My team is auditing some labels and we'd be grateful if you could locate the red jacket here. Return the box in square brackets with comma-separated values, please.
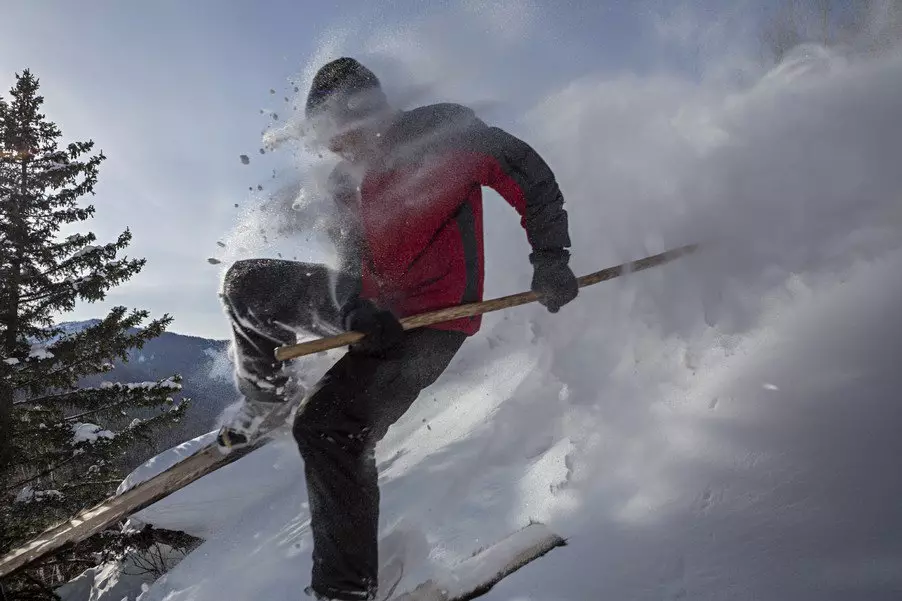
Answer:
[327, 103, 571, 335]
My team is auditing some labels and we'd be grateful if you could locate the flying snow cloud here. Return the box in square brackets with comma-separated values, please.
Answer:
[227, 1, 902, 351]
[226, 1, 902, 525]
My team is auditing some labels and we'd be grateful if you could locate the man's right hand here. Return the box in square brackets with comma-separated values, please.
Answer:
[340, 297, 405, 355]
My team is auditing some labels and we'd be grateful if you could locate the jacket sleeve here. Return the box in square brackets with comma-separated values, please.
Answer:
[460, 117, 572, 252]
[324, 161, 363, 306]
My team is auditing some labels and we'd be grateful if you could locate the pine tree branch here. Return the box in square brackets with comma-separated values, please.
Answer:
[29, 558, 96, 569]
[19, 570, 60, 600]
[62, 399, 132, 422]
[2, 454, 79, 494]
[16, 350, 117, 389]
[18, 283, 77, 305]
[12, 388, 85, 406]
[58, 479, 121, 492]
[14, 313, 171, 391]
[17, 397, 139, 434]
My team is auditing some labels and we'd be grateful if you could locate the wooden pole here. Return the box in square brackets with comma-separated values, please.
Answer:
[274, 243, 698, 362]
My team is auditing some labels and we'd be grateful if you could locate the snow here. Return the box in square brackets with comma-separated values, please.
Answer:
[126, 251, 902, 601]
[58, 558, 154, 601]
[2, 358, 19, 365]
[71, 245, 101, 259]
[57, 544, 186, 601]
[15, 486, 64, 504]
[45, 161, 71, 172]
[99, 378, 182, 391]
[71, 422, 116, 443]
[117, 432, 217, 496]
[66, 10, 902, 601]
[28, 345, 55, 360]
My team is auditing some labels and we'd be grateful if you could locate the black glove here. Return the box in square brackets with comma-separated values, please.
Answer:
[340, 297, 404, 355]
[530, 249, 579, 313]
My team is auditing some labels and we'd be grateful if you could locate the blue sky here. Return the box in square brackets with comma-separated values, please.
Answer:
[0, 0, 771, 339]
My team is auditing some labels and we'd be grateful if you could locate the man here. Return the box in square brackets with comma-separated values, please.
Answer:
[217, 57, 578, 600]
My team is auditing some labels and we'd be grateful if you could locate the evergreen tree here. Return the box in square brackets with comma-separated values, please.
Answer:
[0, 70, 189, 599]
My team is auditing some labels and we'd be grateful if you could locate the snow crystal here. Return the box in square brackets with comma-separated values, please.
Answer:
[71, 422, 115, 443]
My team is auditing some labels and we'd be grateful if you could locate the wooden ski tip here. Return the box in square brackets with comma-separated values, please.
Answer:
[450, 522, 565, 600]
[390, 522, 566, 601]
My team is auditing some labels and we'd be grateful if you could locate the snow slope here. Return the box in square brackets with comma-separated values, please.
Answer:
[125, 250, 902, 601]
[112, 13, 902, 601]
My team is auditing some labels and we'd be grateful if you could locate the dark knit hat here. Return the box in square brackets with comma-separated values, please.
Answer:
[305, 57, 387, 123]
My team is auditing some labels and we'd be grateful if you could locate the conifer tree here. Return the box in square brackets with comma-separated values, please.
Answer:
[0, 69, 188, 599]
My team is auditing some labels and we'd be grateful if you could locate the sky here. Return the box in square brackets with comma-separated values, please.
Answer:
[0, 0, 859, 340]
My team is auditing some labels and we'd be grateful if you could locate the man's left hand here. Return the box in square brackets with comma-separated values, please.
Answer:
[530, 249, 579, 313]
[341, 296, 405, 354]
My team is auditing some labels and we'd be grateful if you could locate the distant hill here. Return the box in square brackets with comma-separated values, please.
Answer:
[60, 321, 239, 461]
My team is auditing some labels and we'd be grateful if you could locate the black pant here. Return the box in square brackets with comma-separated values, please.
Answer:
[222, 259, 465, 600]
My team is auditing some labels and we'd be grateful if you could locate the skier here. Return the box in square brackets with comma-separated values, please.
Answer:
[216, 57, 578, 600]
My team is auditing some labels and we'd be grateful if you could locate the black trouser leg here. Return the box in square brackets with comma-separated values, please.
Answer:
[292, 329, 466, 601]
[220, 259, 345, 402]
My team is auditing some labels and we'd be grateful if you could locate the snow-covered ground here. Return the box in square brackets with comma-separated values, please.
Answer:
[115, 249, 902, 601]
[72, 11, 902, 601]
